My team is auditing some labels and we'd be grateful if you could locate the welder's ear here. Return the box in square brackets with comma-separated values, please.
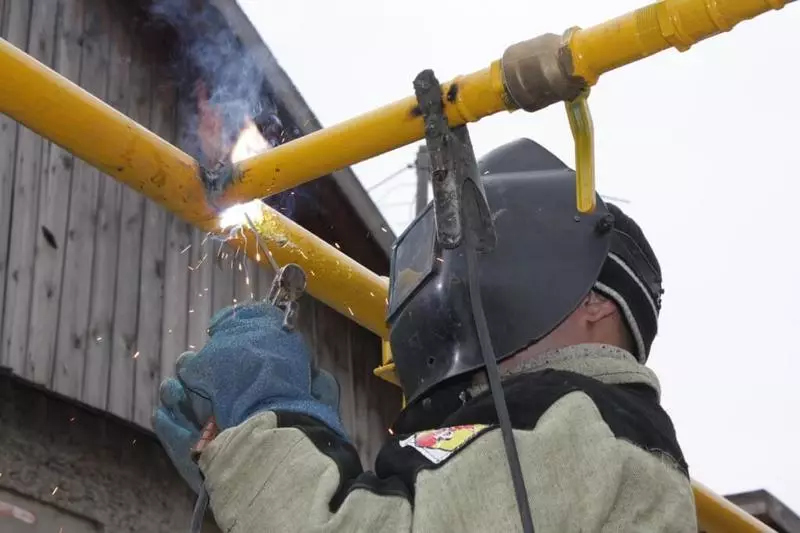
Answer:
[581, 291, 618, 325]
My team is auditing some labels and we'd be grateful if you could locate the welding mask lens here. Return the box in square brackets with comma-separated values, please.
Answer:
[387, 204, 437, 319]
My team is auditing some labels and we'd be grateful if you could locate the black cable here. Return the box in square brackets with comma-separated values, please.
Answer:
[366, 163, 416, 192]
[190, 487, 209, 533]
[465, 233, 535, 533]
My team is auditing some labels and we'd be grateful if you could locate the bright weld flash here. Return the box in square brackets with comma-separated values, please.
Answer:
[218, 200, 264, 230]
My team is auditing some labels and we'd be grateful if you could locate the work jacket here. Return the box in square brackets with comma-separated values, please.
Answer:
[199, 344, 698, 532]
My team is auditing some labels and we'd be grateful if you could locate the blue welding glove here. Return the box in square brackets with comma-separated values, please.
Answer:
[152, 379, 205, 494]
[152, 301, 344, 493]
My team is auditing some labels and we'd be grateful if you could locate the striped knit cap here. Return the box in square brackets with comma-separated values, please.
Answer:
[594, 203, 664, 362]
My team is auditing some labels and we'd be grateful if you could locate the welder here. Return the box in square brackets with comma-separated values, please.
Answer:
[153, 138, 697, 532]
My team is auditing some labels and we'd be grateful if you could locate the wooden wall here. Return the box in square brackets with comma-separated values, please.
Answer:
[0, 0, 400, 466]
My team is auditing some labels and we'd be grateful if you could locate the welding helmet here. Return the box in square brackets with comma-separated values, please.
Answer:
[386, 138, 615, 409]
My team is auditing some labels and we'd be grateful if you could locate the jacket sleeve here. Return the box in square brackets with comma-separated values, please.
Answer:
[199, 392, 697, 533]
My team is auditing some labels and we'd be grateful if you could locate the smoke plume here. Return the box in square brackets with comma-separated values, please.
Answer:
[147, 0, 283, 167]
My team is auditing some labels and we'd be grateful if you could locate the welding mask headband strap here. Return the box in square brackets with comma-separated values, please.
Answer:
[463, 203, 535, 533]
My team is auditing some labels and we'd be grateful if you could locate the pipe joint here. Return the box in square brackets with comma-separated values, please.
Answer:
[201, 162, 240, 213]
[501, 32, 587, 112]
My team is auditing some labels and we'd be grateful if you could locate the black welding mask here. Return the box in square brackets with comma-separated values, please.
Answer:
[387, 138, 614, 408]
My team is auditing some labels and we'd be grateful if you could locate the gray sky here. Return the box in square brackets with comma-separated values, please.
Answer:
[239, 0, 800, 510]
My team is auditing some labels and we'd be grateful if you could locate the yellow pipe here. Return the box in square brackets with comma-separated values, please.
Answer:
[229, 202, 389, 336]
[219, 61, 509, 206]
[0, 4, 787, 530]
[217, 0, 790, 207]
[0, 37, 389, 337]
[693, 481, 774, 532]
[0, 38, 214, 229]
[565, 88, 596, 213]
[569, 0, 792, 85]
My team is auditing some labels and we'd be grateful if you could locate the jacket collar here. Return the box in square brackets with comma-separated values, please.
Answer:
[468, 343, 661, 401]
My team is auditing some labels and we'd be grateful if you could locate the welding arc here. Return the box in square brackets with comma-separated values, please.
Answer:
[244, 212, 280, 274]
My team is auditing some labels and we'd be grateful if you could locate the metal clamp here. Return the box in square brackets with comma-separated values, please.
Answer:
[267, 263, 307, 331]
[412, 69, 496, 252]
[412, 68, 532, 533]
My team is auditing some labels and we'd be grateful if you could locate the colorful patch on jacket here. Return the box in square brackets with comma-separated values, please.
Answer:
[399, 424, 490, 464]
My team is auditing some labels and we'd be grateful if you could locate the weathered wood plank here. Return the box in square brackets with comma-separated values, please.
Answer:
[160, 211, 191, 380]
[211, 241, 234, 312]
[133, 78, 175, 428]
[0, 0, 31, 368]
[249, 257, 263, 300]
[186, 228, 212, 351]
[296, 296, 316, 361]
[178, 90, 211, 354]
[314, 303, 357, 439]
[375, 360, 403, 456]
[2, 0, 58, 375]
[27, 0, 85, 384]
[249, 256, 262, 304]
[233, 253, 253, 304]
[360, 329, 401, 468]
[108, 41, 150, 419]
[348, 322, 379, 466]
[0, 0, 6, 36]
[159, 86, 193, 375]
[0, 0, 5, 343]
[52, 0, 109, 397]
[255, 254, 275, 303]
[83, 0, 127, 409]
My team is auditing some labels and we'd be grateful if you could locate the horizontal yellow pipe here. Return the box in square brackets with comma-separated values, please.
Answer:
[217, 0, 790, 207]
[219, 61, 509, 206]
[693, 481, 774, 532]
[0, 37, 389, 337]
[569, 0, 792, 85]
